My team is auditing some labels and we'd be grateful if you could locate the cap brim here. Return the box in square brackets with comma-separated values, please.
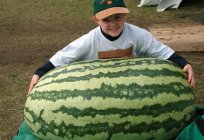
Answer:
[95, 7, 129, 20]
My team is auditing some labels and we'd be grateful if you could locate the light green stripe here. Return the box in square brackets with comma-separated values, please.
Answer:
[41, 58, 130, 78]
[26, 93, 193, 111]
[33, 129, 146, 140]
[44, 58, 141, 75]
[36, 63, 181, 88]
[47, 131, 109, 140]
[37, 106, 193, 127]
[29, 128, 178, 140]
[25, 93, 193, 120]
[32, 129, 170, 140]
[111, 127, 179, 140]
[24, 112, 34, 124]
[27, 123, 180, 140]
[111, 131, 152, 140]
[32, 75, 187, 93]
[71, 131, 152, 140]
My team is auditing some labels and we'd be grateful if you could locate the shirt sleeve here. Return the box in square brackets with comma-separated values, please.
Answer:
[135, 28, 174, 59]
[49, 34, 90, 67]
[167, 52, 189, 68]
[34, 61, 55, 77]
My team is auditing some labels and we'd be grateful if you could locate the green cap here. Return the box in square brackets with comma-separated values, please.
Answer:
[94, 0, 129, 19]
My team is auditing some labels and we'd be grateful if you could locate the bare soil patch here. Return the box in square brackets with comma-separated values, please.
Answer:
[149, 23, 204, 52]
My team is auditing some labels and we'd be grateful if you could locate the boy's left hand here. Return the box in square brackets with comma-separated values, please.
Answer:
[183, 64, 195, 88]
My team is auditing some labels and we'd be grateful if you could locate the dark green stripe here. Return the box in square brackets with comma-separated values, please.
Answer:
[40, 58, 178, 81]
[24, 107, 44, 124]
[36, 68, 186, 89]
[26, 113, 192, 140]
[30, 82, 192, 102]
[51, 99, 193, 118]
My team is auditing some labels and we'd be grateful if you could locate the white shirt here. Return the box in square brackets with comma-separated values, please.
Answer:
[50, 23, 174, 67]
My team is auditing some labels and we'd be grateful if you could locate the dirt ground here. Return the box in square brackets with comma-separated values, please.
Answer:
[149, 23, 204, 52]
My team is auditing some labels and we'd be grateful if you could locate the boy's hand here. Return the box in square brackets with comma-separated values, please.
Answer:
[183, 64, 195, 88]
[27, 74, 40, 95]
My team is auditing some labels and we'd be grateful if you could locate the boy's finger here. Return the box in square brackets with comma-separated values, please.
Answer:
[27, 85, 33, 95]
[188, 72, 192, 82]
[27, 82, 35, 95]
[191, 77, 195, 88]
[188, 75, 195, 88]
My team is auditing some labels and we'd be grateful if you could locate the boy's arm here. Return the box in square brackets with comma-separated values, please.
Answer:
[27, 32, 92, 95]
[34, 61, 55, 77]
[27, 61, 55, 95]
[167, 52, 188, 68]
[168, 53, 195, 88]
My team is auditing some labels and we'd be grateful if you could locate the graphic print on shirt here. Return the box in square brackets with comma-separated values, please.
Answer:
[98, 46, 133, 59]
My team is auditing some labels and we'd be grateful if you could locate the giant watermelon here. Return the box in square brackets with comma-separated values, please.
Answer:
[24, 58, 195, 140]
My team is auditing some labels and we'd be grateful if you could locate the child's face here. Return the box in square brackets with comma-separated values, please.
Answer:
[95, 14, 127, 37]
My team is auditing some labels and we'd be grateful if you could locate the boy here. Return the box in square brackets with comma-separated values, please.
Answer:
[28, 0, 195, 94]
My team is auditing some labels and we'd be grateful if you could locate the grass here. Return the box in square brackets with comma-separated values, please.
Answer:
[0, 0, 204, 139]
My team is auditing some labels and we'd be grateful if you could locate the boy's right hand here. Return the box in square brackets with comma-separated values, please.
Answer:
[27, 74, 40, 95]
